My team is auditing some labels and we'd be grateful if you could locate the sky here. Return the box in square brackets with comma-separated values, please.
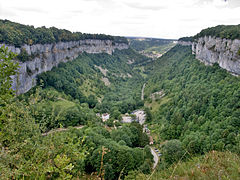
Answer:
[0, 0, 240, 39]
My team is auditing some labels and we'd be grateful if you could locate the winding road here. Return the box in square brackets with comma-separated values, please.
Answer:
[140, 83, 160, 169]
[150, 147, 159, 169]
[42, 111, 159, 170]
[141, 83, 146, 100]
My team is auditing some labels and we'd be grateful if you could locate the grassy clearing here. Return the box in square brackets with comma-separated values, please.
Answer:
[145, 96, 170, 113]
[133, 66, 148, 78]
[52, 98, 76, 110]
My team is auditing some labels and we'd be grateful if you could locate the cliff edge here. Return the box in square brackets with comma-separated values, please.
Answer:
[178, 24, 240, 76]
[1, 40, 128, 94]
[192, 36, 240, 76]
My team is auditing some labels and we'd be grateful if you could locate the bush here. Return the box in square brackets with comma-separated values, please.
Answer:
[237, 48, 240, 56]
[162, 139, 186, 164]
[16, 48, 30, 62]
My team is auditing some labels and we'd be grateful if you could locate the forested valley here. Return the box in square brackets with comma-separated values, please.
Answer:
[0, 22, 240, 179]
[0, 43, 154, 179]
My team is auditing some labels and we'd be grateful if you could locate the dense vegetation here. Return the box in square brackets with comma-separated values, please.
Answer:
[1, 107, 152, 179]
[194, 24, 240, 40]
[1, 23, 240, 179]
[178, 36, 194, 42]
[0, 19, 128, 47]
[180, 24, 240, 41]
[83, 123, 152, 178]
[0, 45, 19, 106]
[144, 45, 240, 162]
[133, 151, 240, 180]
[38, 49, 148, 116]
[20, 87, 100, 132]
[0, 45, 153, 179]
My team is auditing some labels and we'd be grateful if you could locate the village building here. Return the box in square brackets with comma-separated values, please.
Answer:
[122, 116, 133, 123]
[122, 110, 146, 124]
[101, 113, 110, 122]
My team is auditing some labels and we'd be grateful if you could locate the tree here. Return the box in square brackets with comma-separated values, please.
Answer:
[87, 94, 98, 108]
[144, 107, 152, 122]
[0, 45, 19, 130]
[0, 45, 19, 105]
[162, 139, 186, 164]
[16, 48, 30, 62]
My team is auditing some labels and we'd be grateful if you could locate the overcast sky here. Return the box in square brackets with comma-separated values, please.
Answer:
[0, 0, 240, 39]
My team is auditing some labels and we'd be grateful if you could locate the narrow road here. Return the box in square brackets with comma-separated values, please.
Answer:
[150, 147, 159, 169]
[141, 83, 146, 100]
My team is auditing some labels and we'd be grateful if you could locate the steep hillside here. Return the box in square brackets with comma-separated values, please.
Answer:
[14, 48, 150, 133]
[143, 45, 240, 167]
[1, 44, 153, 179]
[38, 49, 148, 109]
[0, 20, 129, 94]
[179, 25, 240, 75]
[1, 20, 240, 179]
[192, 36, 240, 75]
[133, 151, 240, 180]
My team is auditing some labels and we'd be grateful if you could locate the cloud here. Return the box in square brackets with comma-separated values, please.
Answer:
[69, 10, 83, 14]
[12, 7, 46, 13]
[211, 17, 240, 24]
[111, 20, 144, 25]
[0, 9, 16, 17]
[124, 2, 166, 11]
[195, 0, 228, 7]
[227, 0, 240, 8]
[125, 15, 149, 20]
[0, 3, 16, 17]
[197, 0, 240, 7]
[180, 18, 200, 22]
[0, 0, 240, 39]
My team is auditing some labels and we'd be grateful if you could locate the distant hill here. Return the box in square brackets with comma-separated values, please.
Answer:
[128, 37, 177, 59]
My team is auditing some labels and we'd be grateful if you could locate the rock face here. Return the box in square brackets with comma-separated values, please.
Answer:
[192, 36, 240, 75]
[177, 41, 192, 46]
[0, 40, 129, 94]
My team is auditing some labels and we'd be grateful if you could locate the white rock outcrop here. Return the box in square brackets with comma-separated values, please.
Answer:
[177, 41, 192, 46]
[192, 36, 240, 75]
[0, 39, 129, 94]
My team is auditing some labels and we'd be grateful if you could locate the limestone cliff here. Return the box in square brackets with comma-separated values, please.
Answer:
[177, 41, 192, 46]
[192, 36, 240, 75]
[0, 40, 129, 94]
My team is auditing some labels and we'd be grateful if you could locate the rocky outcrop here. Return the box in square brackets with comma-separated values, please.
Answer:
[0, 40, 129, 94]
[177, 41, 192, 46]
[192, 36, 240, 76]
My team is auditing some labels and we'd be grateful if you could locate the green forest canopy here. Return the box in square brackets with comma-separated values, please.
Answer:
[0, 19, 128, 47]
[179, 24, 240, 41]
[1, 23, 240, 179]
[0, 45, 152, 179]
[144, 45, 240, 158]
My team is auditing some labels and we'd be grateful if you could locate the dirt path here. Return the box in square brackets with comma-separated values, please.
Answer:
[150, 147, 159, 169]
[141, 83, 146, 100]
[42, 125, 84, 136]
